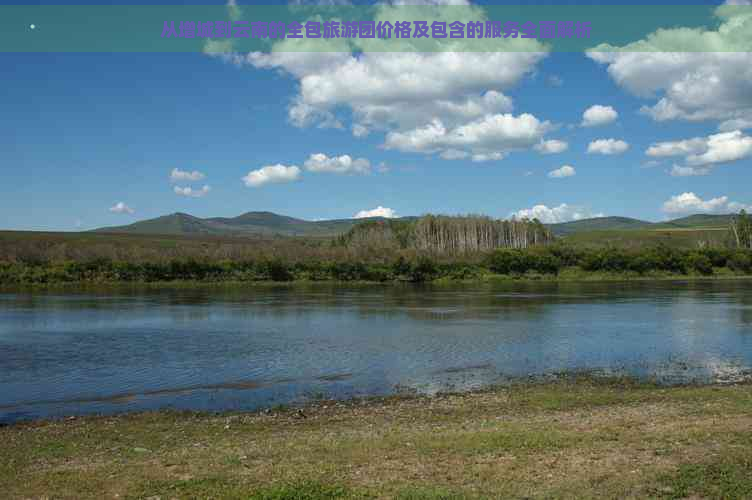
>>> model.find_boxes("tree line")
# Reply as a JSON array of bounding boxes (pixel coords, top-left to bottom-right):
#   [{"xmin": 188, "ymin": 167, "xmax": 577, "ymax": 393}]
[
  {"xmin": 339, "ymin": 215, "xmax": 554, "ymax": 254},
  {"xmin": 729, "ymin": 210, "xmax": 752, "ymax": 249},
  {"xmin": 2, "ymin": 245, "xmax": 751, "ymax": 285}
]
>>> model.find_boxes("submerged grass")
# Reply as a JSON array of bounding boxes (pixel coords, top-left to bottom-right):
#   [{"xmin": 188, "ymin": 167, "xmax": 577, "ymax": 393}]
[{"xmin": 1, "ymin": 379, "xmax": 751, "ymax": 499}]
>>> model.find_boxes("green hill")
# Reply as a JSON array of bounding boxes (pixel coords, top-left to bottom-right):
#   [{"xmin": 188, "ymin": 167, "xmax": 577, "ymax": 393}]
[
  {"xmin": 94, "ymin": 211, "xmax": 394, "ymax": 238},
  {"xmin": 651, "ymin": 214, "xmax": 734, "ymax": 230},
  {"xmin": 548, "ymin": 217, "xmax": 651, "ymax": 236}
]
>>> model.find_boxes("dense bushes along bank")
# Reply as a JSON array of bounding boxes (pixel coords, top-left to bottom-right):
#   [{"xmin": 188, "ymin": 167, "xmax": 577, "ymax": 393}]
[{"xmin": 2, "ymin": 246, "xmax": 752, "ymax": 285}]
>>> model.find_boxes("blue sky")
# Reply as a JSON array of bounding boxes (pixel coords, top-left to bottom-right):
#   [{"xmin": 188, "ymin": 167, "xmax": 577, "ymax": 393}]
[{"xmin": 1, "ymin": 0, "xmax": 751, "ymax": 231}]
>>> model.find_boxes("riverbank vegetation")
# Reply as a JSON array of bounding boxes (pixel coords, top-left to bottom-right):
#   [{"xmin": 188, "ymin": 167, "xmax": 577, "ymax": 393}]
[
  {"xmin": 2, "ymin": 379, "xmax": 751, "ymax": 499},
  {"xmin": 1, "ymin": 245, "xmax": 751, "ymax": 285},
  {"xmin": 2, "ymin": 213, "xmax": 752, "ymax": 285}
]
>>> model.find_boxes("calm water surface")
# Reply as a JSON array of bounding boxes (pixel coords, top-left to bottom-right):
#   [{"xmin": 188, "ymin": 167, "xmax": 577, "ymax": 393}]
[{"xmin": 2, "ymin": 280, "xmax": 752, "ymax": 422}]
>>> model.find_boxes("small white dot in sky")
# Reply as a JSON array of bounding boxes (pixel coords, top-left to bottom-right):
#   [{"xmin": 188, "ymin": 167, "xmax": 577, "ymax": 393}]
[{"xmin": 30, "ymin": 24, "xmax": 36, "ymax": 30}]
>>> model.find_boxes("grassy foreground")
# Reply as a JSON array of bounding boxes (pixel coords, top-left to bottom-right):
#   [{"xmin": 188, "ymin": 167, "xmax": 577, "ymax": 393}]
[{"xmin": 2, "ymin": 379, "xmax": 752, "ymax": 499}]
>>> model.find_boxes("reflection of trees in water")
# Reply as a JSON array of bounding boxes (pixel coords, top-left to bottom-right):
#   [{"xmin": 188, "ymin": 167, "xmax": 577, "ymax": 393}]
[
  {"xmin": 730, "ymin": 284, "xmax": 752, "ymax": 326},
  {"xmin": 5, "ymin": 280, "xmax": 752, "ymax": 325}
]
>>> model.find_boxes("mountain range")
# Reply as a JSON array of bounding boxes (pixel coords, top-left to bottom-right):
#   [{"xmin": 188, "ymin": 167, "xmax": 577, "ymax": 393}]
[
  {"xmin": 93, "ymin": 211, "xmax": 401, "ymax": 238},
  {"xmin": 92, "ymin": 211, "xmax": 735, "ymax": 238}
]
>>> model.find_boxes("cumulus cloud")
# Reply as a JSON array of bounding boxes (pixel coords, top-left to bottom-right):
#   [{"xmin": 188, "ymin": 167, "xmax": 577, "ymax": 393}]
[
  {"xmin": 587, "ymin": 138, "xmax": 629, "ymax": 155},
  {"xmin": 510, "ymin": 203, "xmax": 603, "ymax": 224},
  {"xmin": 247, "ymin": 49, "xmax": 544, "ymax": 134},
  {"xmin": 587, "ymin": 4, "xmax": 752, "ymax": 125},
  {"xmin": 214, "ymin": 0, "xmax": 550, "ymax": 145},
  {"xmin": 662, "ymin": 192, "xmax": 751, "ymax": 215},
  {"xmin": 353, "ymin": 206, "xmax": 398, "ymax": 219},
  {"xmin": 646, "ymin": 137, "xmax": 707, "ymax": 158},
  {"xmin": 646, "ymin": 130, "xmax": 752, "ymax": 169},
  {"xmin": 303, "ymin": 153, "xmax": 370, "ymax": 174},
  {"xmin": 174, "ymin": 185, "xmax": 211, "ymax": 198},
  {"xmin": 384, "ymin": 113, "xmax": 552, "ymax": 158},
  {"xmin": 547, "ymin": 165, "xmax": 576, "ymax": 178},
  {"xmin": 209, "ymin": 0, "xmax": 560, "ymax": 164},
  {"xmin": 109, "ymin": 202, "xmax": 134, "ymax": 214},
  {"xmin": 242, "ymin": 164, "xmax": 301, "ymax": 187},
  {"xmin": 170, "ymin": 168, "xmax": 206, "ymax": 182},
  {"xmin": 581, "ymin": 105, "xmax": 618, "ymax": 127},
  {"xmin": 534, "ymin": 139, "xmax": 568, "ymax": 154}
]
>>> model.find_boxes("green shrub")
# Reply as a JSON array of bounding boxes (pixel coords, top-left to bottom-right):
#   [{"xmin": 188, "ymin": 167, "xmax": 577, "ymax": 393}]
[
  {"xmin": 264, "ymin": 260, "xmax": 294, "ymax": 282},
  {"xmin": 410, "ymin": 256, "xmax": 438, "ymax": 282},
  {"xmin": 729, "ymin": 252, "xmax": 752, "ymax": 273},
  {"xmin": 685, "ymin": 252, "xmax": 714, "ymax": 275},
  {"xmin": 392, "ymin": 256, "xmax": 412, "ymax": 278}
]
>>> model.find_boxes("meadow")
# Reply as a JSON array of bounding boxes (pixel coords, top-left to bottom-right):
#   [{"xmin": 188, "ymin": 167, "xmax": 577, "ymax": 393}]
[{"xmin": 2, "ymin": 378, "xmax": 751, "ymax": 499}]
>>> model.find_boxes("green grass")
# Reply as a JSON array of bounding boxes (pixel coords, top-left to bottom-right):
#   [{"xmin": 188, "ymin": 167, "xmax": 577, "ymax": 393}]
[
  {"xmin": 563, "ymin": 228, "xmax": 729, "ymax": 249},
  {"xmin": 657, "ymin": 458, "xmax": 752, "ymax": 499},
  {"xmin": 2, "ymin": 380, "xmax": 752, "ymax": 499}
]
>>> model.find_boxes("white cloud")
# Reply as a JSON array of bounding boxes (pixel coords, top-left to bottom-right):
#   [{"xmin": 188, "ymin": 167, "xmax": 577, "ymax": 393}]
[
  {"xmin": 534, "ymin": 139, "xmax": 568, "ymax": 154},
  {"xmin": 581, "ymin": 105, "xmax": 618, "ymax": 127},
  {"xmin": 223, "ymin": 2, "xmax": 546, "ymax": 129},
  {"xmin": 684, "ymin": 131, "xmax": 752, "ymax": 167},
  {"xmin": 719, "ymin": 117, "xmax": 752, "ymax": 132},
  {"xmin": 547, "ymin": 165, "xmax": 576, "ymax": 178},
  {"xmin": 352, "ymin": 124, "xmax": 370, "ymax": 137},
  {"xmin": 247, "ymin": 50, "xmax": 545, "ymax": 134},
  {"xmin": 303, "ymin": 153, "xmax": 370, "ymax": 174},
  {"xmin": 646, "ymin": 137, "xmax": 707, "ymax": 158},
  {"xmin": 242, "ymin": 164, "xmax": 301, "ymax": 187},
  {"xmin": 174, "ymin": 185, "xmax": 211, "ymax": 198},
  {"xmin": 439, "ymin": 149, "xmax": 469, "ymax": 160},
  {"xmin": 587, "ymin": 138, "xmax": 629, "ymax": 155},
  {"xmin": 587, "ymin": 5, "xmax": 752, "ymax": 125},
  {"xmin": 510, "ymin": 203, "xmax": 602, "ymax": 224},
  {"xmin": 646, "ymin": 130, "xmax": 752, "ymax": 169},
  {"xmin": 109, "ymin": 202, "xmax": 134, "ymax": 214},
  {"xmin": 471, "ymin": 152, "xmax": 505, "ymax": 162},
  {"xmin": 212, "ymin": 1, "xmax": 556, "ymax": 163},
  {"xmin": 353, "ymin": 206, "xmax": 397, "ymax": 219},
  {"xmin": 670, "ymin": 165, "xmax": 711, "ymax": 177},
  {"xmin": 662, "ymin": 192, "xmax": 751, "ymax": 214},
  {"xmin": 384, "ymin": 113, "xmax": 552, "ymax": 158},
  {"xmin": 170, "ymin": 168, "xmax": 206, "ymax": 182}
]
